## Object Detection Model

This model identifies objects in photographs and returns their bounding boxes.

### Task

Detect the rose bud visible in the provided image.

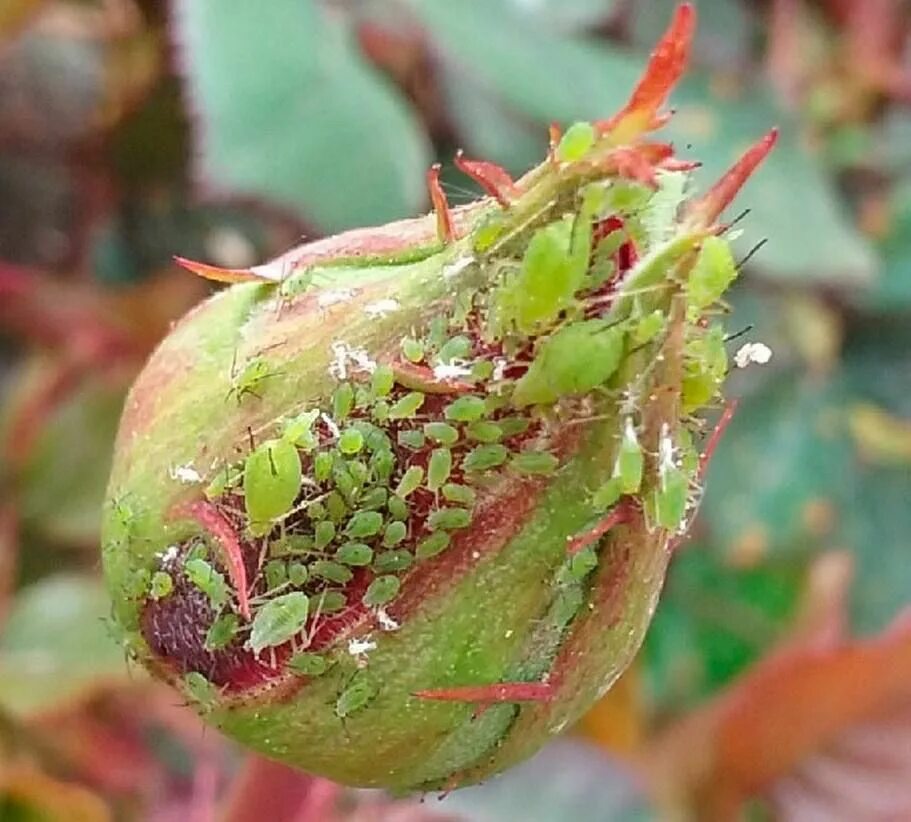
[101,3,775,792]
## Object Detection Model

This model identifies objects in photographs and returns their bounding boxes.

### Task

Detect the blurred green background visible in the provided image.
[1,0,910,819]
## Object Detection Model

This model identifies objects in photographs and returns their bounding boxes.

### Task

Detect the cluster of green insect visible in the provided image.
[141,113,742,711]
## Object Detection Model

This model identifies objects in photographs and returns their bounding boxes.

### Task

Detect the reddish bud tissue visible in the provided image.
[101,3,774,791]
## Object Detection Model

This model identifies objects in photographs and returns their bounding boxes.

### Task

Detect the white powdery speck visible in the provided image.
[320,412,341,439]
[157,545,180,566]
[348,637,377,656]
[376,608,400,632]
[492,357,508,381]
[658,423,675,474]
[734,342,773,369]
[169,463,201,484]
[364,298,399,318]
[443,256,475,280]
[432,361,473,380]
[328,341,376,380]
[318,288,355,308]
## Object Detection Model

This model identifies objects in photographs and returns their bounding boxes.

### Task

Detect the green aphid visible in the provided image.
[288,562,309,586]
[682,325,728,412]
[248,592,310,655]
[273,534,315,556]
[424,422,459,446]
[386,495,409,521]
[687,235,737,311]
[472,360,494,381]
[569,546,598,580]
[372,400,390,422]
[336,674,379,718]
[556,121,596,163]
[315,590,348,614]
[444,395,486,422]
[416,531,450,560]
[401,337,425,363]
[463,443,508,472]
[395,466,424,498]
[185,541,209,562]
[473,212,506,253]
[371,365,395,398]
[509,451,559,476]
[314,520,336,551]
[149,571,173,600]
[427,448,452,492]
[336,542,374,566]
[370,449,396,483]
[387,391,425,420]
[398,429,425,450]
[310,560,353,585]
[338,428,364,455]
[345,511,383,539]
[308,501,327,520]
[359,487,388,511]
[436,335,472,364]
[634,310,665,344]
[374,549,414,573]
[654,467,689,531]
[551,584,585,628]
[244,438,303,535]
[364,575,401,607]
[282,409,320,450]
[441,483,476,505]
[513,319,625,407]
[592,476,623,512]
[332,384,355,423]
[466,421,503,443]
[205,612,239,651]
[204,465,243,500]
[354,422,392,454]
[382,520,407,548]
[228,357,275,404]
[289,652,329,677]
[183,672,219,712]
[265,559,288,590]
[124,567,152,600]
[427,315,448,349]
[614,418,644,494]
[355,386,373,409]
[497,417,531,437]
[314,451,333,483]
[428,507,471,531]
[184,558,229,608]
[331,460,357,502]
[326,491,348,522]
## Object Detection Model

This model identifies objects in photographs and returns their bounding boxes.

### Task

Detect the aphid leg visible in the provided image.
[174,499,251,620]
[566,499,636,556]
[427,164,455,244]
[454,150,518,207]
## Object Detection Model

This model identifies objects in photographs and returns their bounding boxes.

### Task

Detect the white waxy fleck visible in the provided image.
[348,636,377,656]
[432,361,473,380]
[376,608,400,632]
[328,341,376,379]
[364,298,400,318]
[169,463,202,484]
[734,342,773,369]
[318,288,356,308]
[658,423,675,475]
[320,413,341,439]
[157,545,180,566]
[443,256,475,279]
[492,357,508,381]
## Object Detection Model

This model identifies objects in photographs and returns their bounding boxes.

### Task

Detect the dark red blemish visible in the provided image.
[454,150,519,208]
[427,163,454,244]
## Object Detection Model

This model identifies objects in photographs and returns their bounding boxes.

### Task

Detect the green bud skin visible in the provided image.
[100,3,776,793]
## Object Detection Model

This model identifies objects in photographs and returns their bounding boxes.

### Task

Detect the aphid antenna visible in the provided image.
[723,324,754,344]
[736,237,768,271]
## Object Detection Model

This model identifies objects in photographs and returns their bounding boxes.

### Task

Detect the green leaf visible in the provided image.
[248,592,310,654]
[513,320,624,406]
[175,0,431,231]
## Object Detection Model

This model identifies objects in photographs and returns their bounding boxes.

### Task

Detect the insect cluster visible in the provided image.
[101,4,774,791]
